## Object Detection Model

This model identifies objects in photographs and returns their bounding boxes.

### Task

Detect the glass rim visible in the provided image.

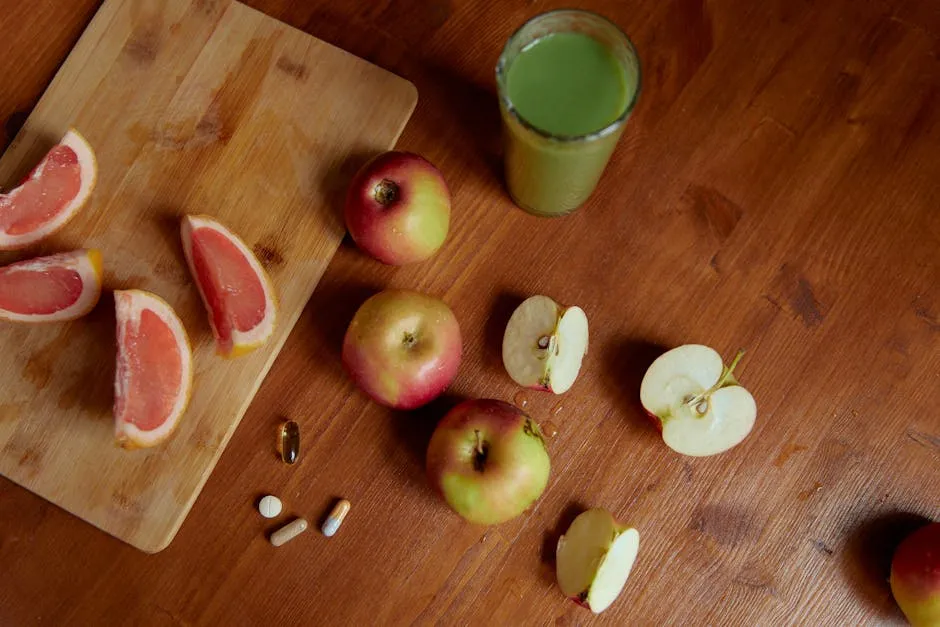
[495,9,642,144]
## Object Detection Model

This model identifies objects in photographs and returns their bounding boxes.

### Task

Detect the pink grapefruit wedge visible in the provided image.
[0,129,97,250]
[180,215,277,358]
[114,289,193,449]
[0,249,103,322]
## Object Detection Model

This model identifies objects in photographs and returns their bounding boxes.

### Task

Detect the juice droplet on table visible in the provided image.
[513,391,530,409]
[278,420,300,464]
[541,421,559,439]
[798,481,823,501]
[773,442,807,467]
[550,401,565,417]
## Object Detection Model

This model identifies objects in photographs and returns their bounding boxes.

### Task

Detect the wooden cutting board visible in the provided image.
[0,0,416,552]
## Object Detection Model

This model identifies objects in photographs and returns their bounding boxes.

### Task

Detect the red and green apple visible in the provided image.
[342,289,461,410]
[344,151,451,265]
[891,522,940,627]
[426,399,550,525]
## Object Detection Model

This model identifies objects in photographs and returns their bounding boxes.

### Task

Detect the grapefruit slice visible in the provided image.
[114,289,193,449]
[180,215,277,358]
[0,249,103,322]
[0,129,97,250]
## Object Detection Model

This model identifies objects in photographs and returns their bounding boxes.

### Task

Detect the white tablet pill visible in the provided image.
[258,495,283,519]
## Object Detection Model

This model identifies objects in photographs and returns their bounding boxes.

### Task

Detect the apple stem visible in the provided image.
[474,430,485,457]
[686,349,746,414]
[724,349,746,379]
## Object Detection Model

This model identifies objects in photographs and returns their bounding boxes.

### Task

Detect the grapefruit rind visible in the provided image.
[0,249,103,323]
[0,128,98,250]
[114,289,194,449]
[180,214,277,358]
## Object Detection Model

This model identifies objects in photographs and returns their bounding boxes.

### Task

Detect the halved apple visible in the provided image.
[556,508,640,614]
[640,344,756,457]
[502,295,588,394]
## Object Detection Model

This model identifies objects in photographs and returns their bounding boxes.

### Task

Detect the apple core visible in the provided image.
[374,179,399,205]
[473,431,489,472]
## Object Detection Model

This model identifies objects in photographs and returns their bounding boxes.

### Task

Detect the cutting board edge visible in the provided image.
[231,0,419,108]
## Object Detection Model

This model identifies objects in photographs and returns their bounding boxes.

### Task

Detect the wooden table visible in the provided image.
[1,0,938,624]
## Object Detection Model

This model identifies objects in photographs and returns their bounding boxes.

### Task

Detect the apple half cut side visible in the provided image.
[502,295,589,394]
[640,344,757,457]
[556,508,640,614]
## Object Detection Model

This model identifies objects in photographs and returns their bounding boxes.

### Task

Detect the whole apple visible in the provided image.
[344,151,451,265]
[342,289,461,410]
[891,522,940,627]
[426,399,550,525]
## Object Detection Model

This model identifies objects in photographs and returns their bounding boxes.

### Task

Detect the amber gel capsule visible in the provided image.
[278,420,300,464]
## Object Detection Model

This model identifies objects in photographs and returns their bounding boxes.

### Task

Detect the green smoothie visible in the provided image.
[499,21,640,216]
[507,32,628,136]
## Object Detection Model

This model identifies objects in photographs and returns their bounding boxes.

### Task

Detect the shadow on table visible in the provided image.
[418,62,504,185]
[540,501,590,585]
[392,393,467,485]
[483,291,526,374]
[841,510,931,617]
[290,7,511,202]
[306,278,383,364]
[601,338,668,434]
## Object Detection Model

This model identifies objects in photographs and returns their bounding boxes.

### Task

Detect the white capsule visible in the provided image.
[270,518,308,547]
[321,499,351,537]
[258,495,282,519]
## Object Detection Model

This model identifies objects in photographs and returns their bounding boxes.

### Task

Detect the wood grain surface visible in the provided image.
[1,0,938,624]
[0,0,415,553]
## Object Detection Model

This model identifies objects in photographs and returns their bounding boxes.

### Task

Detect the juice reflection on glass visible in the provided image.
[496,10,641,217]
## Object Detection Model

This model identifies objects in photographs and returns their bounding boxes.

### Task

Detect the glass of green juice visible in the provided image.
[496,10,641,217]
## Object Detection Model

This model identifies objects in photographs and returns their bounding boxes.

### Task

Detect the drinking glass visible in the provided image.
[496,10,641,216]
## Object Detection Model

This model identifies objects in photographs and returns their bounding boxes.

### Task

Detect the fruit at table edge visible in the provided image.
[342,289,461,410]
[426,399,550,525]
[180,214,277,358]
[639,344,756,457]
[344,151,451,265]
[0,129,97,250]
[113,289,193,449]
[0,249,102,322]
[556,508,640,614]
[502,295,589,394]
[890,522,940,627]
